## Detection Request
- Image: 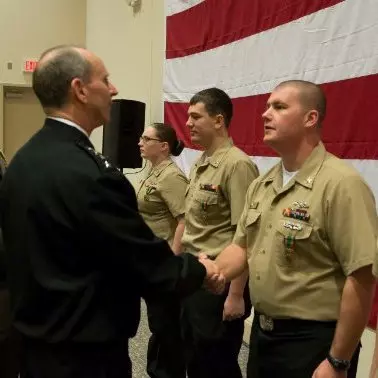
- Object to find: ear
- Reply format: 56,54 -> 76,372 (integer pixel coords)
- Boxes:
71,78 -> 88,104
304,110 -> 319,129
160,141 -> 169,153
214,114 -> 225,130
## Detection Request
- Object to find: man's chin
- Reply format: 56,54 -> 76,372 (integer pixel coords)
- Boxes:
190,135 -> 200,144
191,136 -> 208,148
263,134 -> 275,146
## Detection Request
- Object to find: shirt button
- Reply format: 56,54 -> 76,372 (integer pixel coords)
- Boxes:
268,224 -> 272,229
260,249 -> 265,255
256,275 -> 261,280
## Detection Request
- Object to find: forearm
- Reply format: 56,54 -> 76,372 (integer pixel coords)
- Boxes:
330,265 -> 375,360
228,269 -> 249,297
171,218 -> 185,255
215,243 -> 248,282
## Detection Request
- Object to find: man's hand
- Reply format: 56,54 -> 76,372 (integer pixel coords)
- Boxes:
223,293 -> 245,321
312,359 -> 347,378
198,254 -> 225,295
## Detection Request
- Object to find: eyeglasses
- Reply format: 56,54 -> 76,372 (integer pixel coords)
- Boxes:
139,136 -> 162,143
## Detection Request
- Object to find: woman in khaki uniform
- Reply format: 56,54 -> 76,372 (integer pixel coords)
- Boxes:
137,123 -> 187,254
137,123 -> 188,378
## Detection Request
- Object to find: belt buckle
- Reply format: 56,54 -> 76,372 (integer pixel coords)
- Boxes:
259,314 -> 274,331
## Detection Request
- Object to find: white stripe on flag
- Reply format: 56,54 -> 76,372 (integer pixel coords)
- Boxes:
165,0 -> 205,17
164,0 -> 378,102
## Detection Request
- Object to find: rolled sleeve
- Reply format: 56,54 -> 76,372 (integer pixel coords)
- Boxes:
327,174 -> 377,276
232,183 -> 257,248
160,173 -> 188,219
226,159 -> 259,226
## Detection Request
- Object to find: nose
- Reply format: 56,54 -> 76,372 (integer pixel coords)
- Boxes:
186,117 -> 193,128
109,82 -> 118,97
138,139 -> 143,147
262,107 -> 271,121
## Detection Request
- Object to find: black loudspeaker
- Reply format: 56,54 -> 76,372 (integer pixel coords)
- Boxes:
102,99 -> 145,169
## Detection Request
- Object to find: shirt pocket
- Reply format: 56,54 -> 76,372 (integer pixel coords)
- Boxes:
193,190 -> 219,224
246,210 -> 261,227
141,187 -> 167,213
275,220 -> 313,268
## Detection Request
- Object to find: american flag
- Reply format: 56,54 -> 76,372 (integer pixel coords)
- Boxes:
163,0 -> 378,327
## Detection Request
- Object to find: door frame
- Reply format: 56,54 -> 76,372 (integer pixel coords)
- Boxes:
0,83 -> 33,151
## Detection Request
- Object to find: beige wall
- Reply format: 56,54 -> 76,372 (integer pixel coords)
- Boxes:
86,0 -> 164,186
0,0 -> 87,149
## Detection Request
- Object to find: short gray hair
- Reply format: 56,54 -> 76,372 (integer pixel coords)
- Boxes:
32,45 -> 92,109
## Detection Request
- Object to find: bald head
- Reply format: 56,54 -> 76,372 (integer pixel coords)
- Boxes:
32,45 -> 93,110
275,80 -> 327,127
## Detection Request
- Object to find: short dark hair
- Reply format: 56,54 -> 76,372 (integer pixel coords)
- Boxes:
32,45 -> 92,109
189,88 -> 233,128
276,80 -> 327,127
151,123 -> 184,156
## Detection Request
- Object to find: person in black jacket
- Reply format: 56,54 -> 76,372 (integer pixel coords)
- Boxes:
0,151 -> 22,378
0,45 -> 224,378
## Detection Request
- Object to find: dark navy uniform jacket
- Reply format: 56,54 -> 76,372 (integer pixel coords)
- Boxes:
0,118 -> 205,343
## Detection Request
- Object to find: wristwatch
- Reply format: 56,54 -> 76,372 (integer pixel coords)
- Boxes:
327,354 -> 350,371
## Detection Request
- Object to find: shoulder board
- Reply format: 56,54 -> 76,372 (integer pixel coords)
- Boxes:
76,141 -> 121,173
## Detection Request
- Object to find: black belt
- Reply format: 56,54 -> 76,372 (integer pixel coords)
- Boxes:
254,311 -> 337,332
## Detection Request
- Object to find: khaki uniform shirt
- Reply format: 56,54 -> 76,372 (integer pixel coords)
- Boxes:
137,159 -> 188,246
182,140 -> 259,257
234,142 -> 377,321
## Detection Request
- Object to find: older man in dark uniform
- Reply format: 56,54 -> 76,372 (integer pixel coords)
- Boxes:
0,45 -> 223,378
0,150 -> 22,378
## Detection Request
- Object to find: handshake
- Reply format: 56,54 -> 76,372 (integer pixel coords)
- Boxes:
198,253 -> 226,295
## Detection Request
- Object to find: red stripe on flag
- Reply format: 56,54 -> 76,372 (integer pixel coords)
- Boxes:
164,74 -> 378,159
166,0 -> 344,59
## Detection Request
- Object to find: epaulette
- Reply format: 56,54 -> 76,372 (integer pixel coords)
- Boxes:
76,141 -> 121,173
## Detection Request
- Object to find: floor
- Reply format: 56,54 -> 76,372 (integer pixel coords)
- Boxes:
129,301 -> 250,377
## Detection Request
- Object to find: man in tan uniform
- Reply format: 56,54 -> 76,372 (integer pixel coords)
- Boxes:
213,80 -> 377,378
181,88 -> 259,378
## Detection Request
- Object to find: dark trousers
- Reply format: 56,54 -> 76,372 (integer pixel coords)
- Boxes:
0,289 -> 22,378
146,298 -> 186,378
181,285 -> 251,378
0,327 -> 22,378
20,338 -> 131,378
247,314 -> 360,378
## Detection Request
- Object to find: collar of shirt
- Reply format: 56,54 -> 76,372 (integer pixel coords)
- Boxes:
282,164 -> 298,187
47,117 -> 89,137
150,158 -> 173,177
263,142 -> 326,190
197,138 -> 233,168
